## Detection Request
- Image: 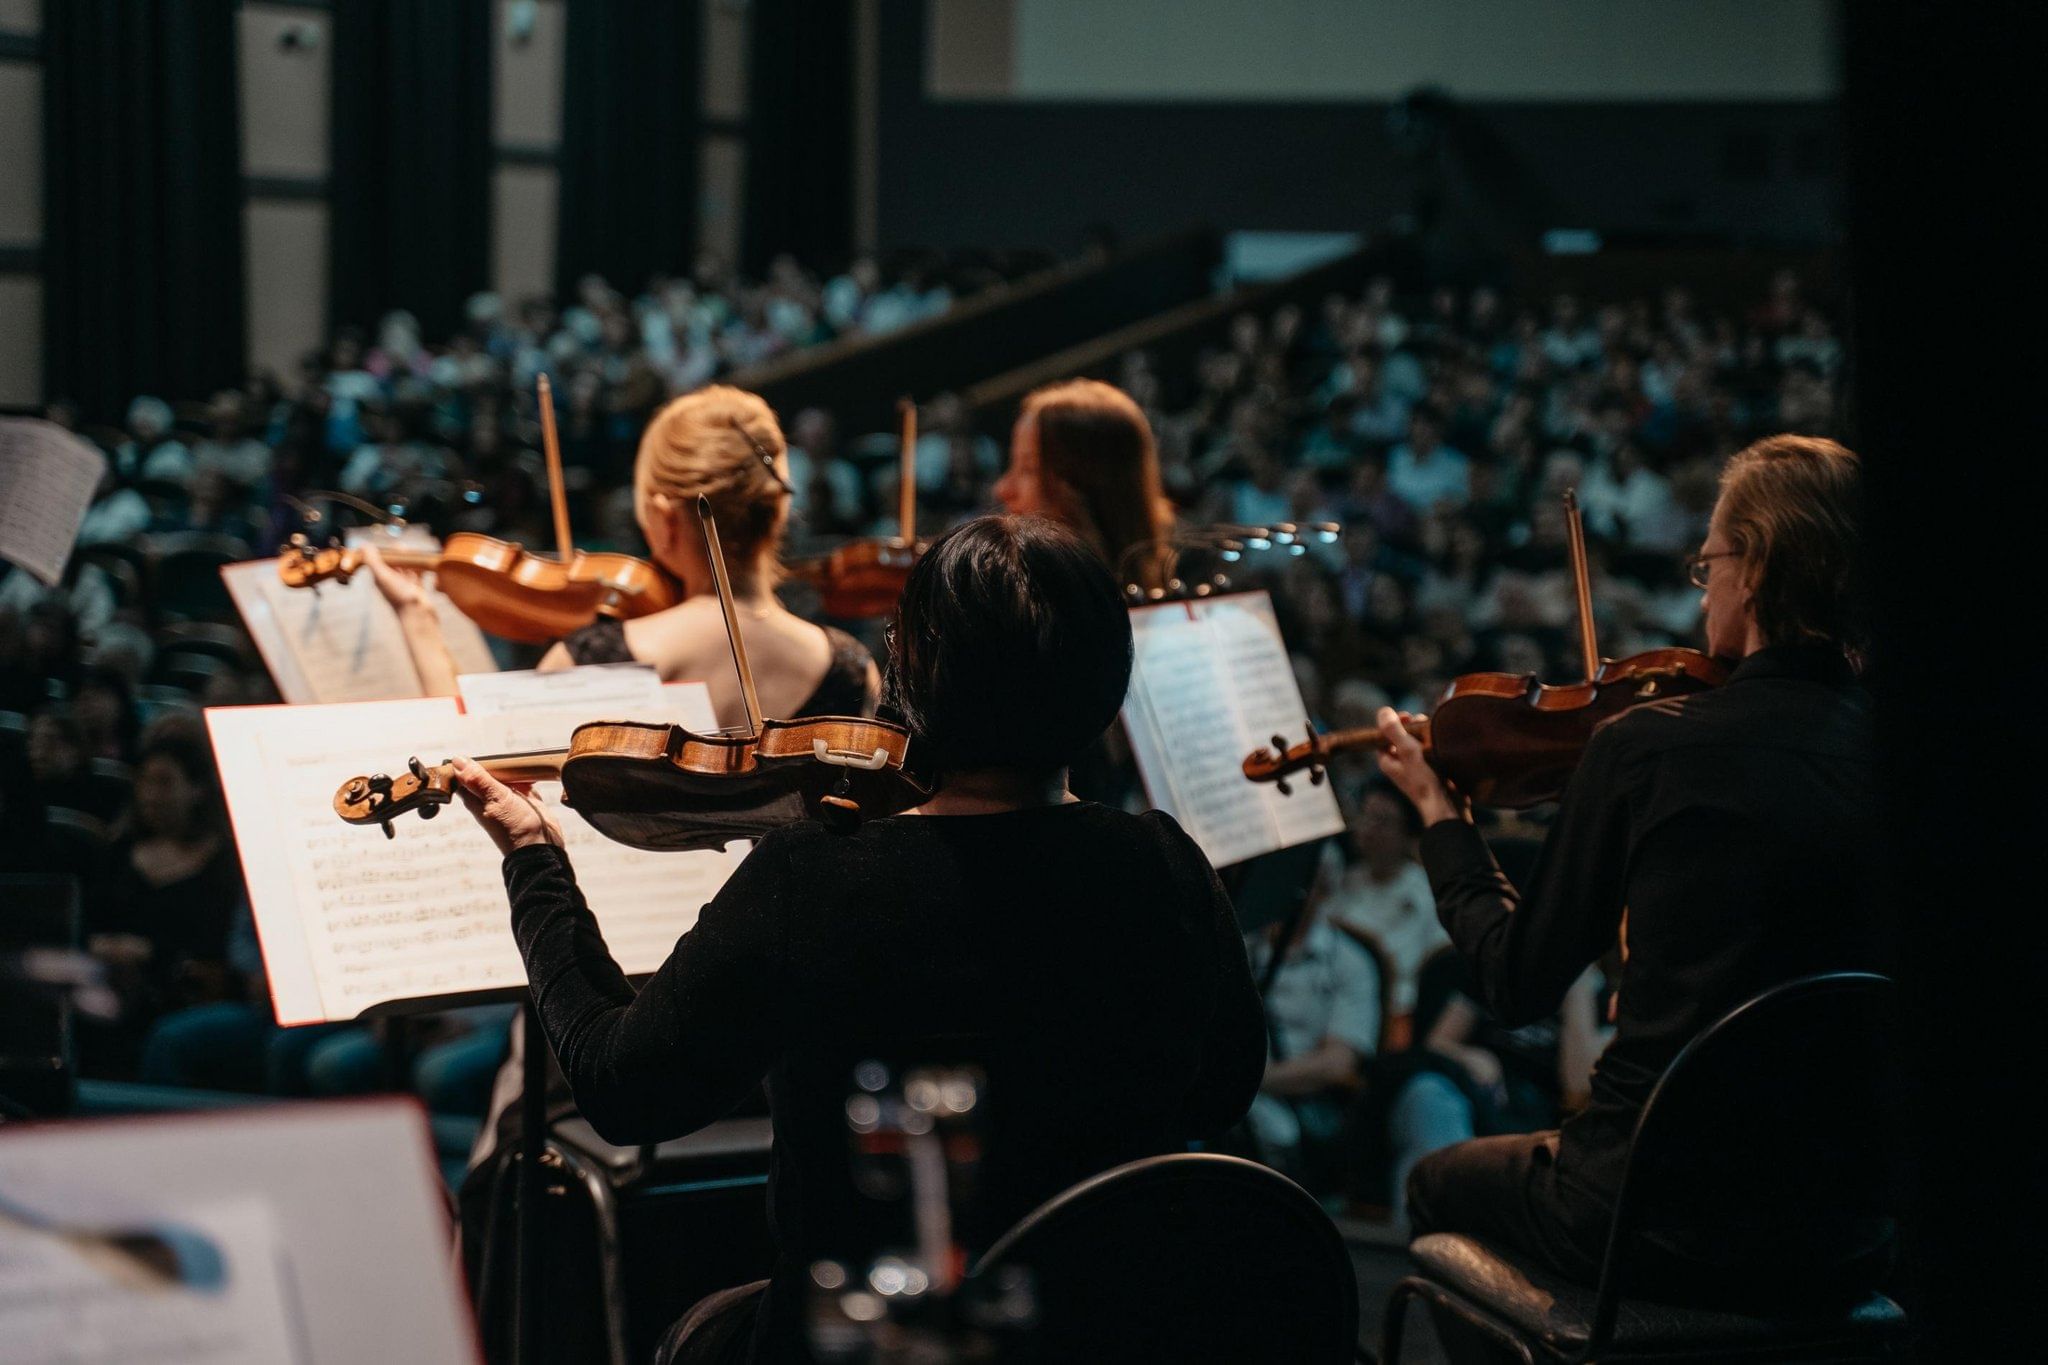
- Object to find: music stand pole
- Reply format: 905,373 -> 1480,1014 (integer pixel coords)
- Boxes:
515,998 -> 547,1363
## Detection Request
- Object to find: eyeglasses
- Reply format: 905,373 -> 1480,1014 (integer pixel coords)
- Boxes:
1686,551 -> 1740,589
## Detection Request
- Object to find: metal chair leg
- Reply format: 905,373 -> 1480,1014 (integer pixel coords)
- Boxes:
1379,1277 -> 1416,1363
548,1139 -> 631,1365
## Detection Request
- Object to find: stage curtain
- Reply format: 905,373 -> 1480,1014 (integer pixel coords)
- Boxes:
555,0 -> 702,299
329,0 -> 492,341
742,0 -> 855,275
41,0 -> 246,421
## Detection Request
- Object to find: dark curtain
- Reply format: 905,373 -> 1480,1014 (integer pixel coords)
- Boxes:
329,0 -> 492,341
555,0 -> 702,299
742,0 -> 855,275
42,0 -> 246,421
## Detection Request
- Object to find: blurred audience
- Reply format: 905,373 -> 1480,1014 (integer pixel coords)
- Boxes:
0,264 -> 1840,1205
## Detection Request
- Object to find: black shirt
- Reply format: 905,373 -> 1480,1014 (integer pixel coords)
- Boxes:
502,803 -> 1264,1363
1418,643 -> 1889,1220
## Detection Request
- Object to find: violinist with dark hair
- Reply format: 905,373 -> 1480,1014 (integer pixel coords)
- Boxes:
447,514 -> 1266,1364
1372,435 -> 1893,1328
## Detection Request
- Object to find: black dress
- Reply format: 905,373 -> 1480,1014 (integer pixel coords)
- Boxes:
559,618 -> 877,718
504,804 -> 1266,1363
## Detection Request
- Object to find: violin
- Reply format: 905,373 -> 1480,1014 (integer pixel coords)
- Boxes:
332,496 -> 931,849
785,398 -> 924,618
1243,491 -> 1727,808
332,714 -> 928,850
277,532 -> 678,645
277,374 -> 678,644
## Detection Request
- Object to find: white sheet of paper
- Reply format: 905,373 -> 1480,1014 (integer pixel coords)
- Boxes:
206,680 -> 737,1024
0,1099 -> 478,1364
222,555 -> 497,705
457,661 -> 665,718
0,1197 -> 303,1365
1121,592 -> 1344,867
0,419 -> 108,586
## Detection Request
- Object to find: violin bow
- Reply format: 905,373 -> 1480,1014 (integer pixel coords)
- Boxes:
897,396 -> 917,546
1564,487 -> 1632,960
537,373 -> 574,561
1563,488 -> 1600,682
697,496 -> 766,736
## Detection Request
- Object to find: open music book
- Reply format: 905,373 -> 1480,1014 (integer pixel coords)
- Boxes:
1121,590 -> 1345,868
0,1098 -> 479,1364
220,527 -> 498,705
206,669 -> 745,1025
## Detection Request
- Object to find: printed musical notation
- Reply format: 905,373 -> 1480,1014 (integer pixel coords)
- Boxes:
208,680 -> 739,1025
221,551 -> 497,705
0,419 -> 106,587
1121,591 -> 1344,868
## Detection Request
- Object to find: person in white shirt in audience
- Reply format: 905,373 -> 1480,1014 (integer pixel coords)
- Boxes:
1325,785 -> 1446,1019
1386,407 -> 1471,513
1241,887 -> 1383,1189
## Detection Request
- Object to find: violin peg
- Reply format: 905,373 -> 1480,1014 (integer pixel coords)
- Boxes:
1309,766 -> 1325,786
418,803 -> 439,820
381,821 -> 396,841
1275,777 -> 1292,797
1270,734 -> 1289,754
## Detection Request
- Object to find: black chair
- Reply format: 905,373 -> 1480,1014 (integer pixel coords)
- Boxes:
970,1152 -> 1361,1363
42,807 -> 112,875
465,1115 -> 776,1365
150,651 -> 234,696
142,531 -> 251,624
1329,918 -> 1398,1054
1381,972 -> 1908,1363
154,621 -> 250,665
83,758 -> 133,821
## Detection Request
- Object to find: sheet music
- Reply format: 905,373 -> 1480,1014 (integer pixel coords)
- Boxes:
0,419 -> 108,586
457,661 -> 665,717
1122,592 -> 1344,867
0,1100 -> 480,1364
0,1197 -> 304,1365
222,553 -> 496,705
206,681 -> 739,1025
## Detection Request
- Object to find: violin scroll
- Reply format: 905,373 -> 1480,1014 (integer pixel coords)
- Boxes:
1242,725 -> 1333,797
334,757 -> 458,837
278,534 -> 361,590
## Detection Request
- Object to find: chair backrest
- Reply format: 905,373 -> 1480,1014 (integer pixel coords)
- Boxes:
1604,972 -> 1899,1295
1329,918 -> 1397,1053
970,1152 -> 1358,1364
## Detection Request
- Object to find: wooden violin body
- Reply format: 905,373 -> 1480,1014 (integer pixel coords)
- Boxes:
786,539 -> 922,618
334,714 -> 932,851
1244,648 -> 1729,809
278,533 -> 679,644
781,396 -> 924,619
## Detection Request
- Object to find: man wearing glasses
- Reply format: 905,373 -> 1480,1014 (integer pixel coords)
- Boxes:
1373,434 -> 1891,1323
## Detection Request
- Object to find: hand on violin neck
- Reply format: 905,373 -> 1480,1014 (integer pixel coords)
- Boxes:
450,756 -> 563,857
361,543 -> 430,611
1373,706 -> 1466,828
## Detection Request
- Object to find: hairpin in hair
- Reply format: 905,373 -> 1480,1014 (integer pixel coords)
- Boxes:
730,417 -> 794,494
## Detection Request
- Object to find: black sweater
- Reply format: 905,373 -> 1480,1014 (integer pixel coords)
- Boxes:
1419,643 -> 1890,1228
502,802 -> 1265,1363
